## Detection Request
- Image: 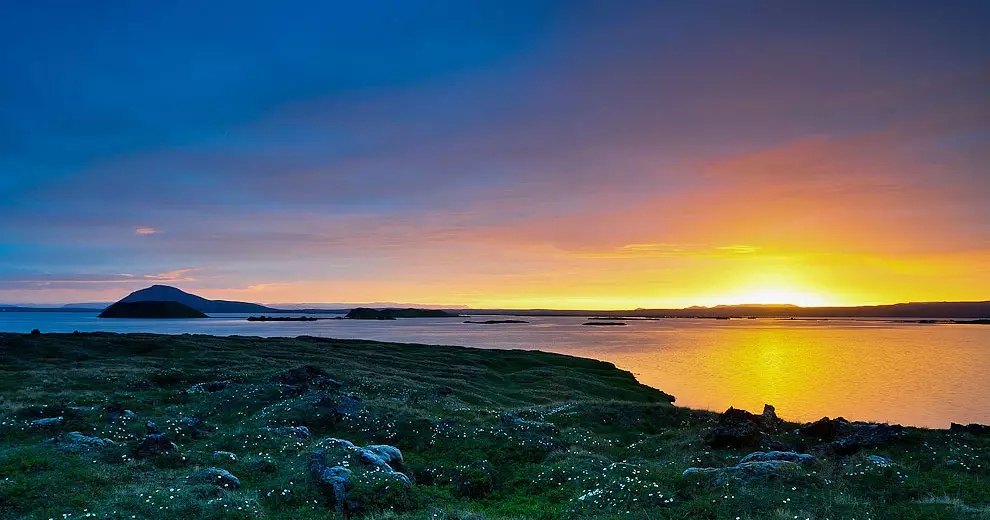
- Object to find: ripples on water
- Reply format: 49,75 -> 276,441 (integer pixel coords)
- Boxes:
1,312 -> 988,428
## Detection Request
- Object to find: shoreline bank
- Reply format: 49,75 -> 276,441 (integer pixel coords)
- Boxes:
0,332 -> 987,519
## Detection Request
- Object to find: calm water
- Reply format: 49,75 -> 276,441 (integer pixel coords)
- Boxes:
1,312 -> 988,428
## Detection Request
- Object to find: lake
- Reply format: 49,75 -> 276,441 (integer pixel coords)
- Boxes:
1,311 -> 988,428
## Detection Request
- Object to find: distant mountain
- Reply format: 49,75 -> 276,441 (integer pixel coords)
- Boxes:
0,305 -> 100,313
462,301 -> 990,319
62,302 -> 113,310
633,301 -> 990,318
273,302 -> 469,310
99,301 -> 208,319
117,285 -> 275,314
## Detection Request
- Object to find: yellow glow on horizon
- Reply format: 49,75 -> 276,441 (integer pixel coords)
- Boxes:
126,246 -> 990,312
708,289 -> 831,307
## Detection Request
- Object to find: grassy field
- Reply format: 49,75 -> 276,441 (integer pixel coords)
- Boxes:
0,332 -> 987,519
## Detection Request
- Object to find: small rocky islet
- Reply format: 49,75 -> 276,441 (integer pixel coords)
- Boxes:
0,332 -> 988,519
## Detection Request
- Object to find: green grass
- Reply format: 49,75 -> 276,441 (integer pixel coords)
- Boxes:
0,332 -> 987,519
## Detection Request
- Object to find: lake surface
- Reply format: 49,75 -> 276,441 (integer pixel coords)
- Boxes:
1,312 -> 988,428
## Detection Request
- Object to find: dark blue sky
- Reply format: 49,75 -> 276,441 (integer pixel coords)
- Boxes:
1,1 -> 988,307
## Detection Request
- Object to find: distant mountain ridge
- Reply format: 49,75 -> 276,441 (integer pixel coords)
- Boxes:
63,302 -> 114,309
344,307 -> 459,319
463,301 -> 990,319
273,302 -> 468,310
118,285 -> 275,314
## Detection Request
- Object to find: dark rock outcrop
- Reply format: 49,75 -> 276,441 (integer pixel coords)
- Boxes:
703,407 -> 761,448
702,405 -> 784,449
278,365 -> 330,386
179,416 -> 210,439
799,417 -> 903,455
799,416 -> 843,440
950,422 -> 990,435
274,366 -> 342,395
105,402 -> 137,422
134,433 -> 178,457
760,404 -> 782,433
312,394 -> 363,425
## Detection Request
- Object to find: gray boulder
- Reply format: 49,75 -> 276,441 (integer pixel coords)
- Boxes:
325,437 -> 357,450
308,440 -> 412,512
739,451 -> 815,464
191,467 -> 241,489
867,455 -> 893,466
47,431 -> 114,451
30,416 -> 64,427
364,445 -> 403,467
322,438 -> 407,478
212,450 -> 238,462
684,450 -> 815,483
309,450 -> 354,512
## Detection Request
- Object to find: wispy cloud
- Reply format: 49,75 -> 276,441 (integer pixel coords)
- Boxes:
0,268 -> 202,290
572,244 -> 762,259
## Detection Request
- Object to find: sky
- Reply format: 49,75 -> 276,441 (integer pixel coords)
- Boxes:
1,1 -> 989,309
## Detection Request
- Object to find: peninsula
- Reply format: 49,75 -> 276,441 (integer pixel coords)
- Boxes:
0,332 -> 986,519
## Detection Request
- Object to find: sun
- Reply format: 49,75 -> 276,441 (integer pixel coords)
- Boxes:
711,271 -> 836,307
721,288 -> 830,307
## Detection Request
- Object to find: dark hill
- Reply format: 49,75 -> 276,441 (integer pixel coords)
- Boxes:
118,285 -> 274,313
345,307 -> 458,319
98,301 -> 208,319
463,301 -> 990,319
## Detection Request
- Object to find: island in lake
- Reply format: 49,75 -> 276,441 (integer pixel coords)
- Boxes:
117,284 -> 275,313
97,301 -> 208,319
463,319 -> 530,324
345,307 -> 459,319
